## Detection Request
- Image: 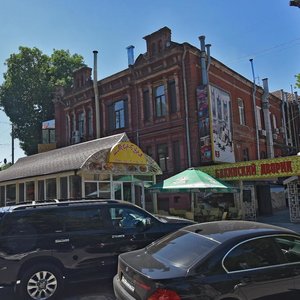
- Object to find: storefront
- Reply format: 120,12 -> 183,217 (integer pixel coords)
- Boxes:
0,133 -> 162,210
199,155 -> 300,223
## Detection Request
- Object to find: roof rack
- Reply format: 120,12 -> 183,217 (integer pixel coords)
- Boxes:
12,199 -> 120,211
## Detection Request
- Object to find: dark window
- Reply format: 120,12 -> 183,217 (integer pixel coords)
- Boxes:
242,148 -> 249,161
260,151 -> 266,159
143,90 -> 150,121
146,146 -> 153,158
1,209 -> 64,236
38,180 -> 45,200
60,177 -> 68,199
274,235 -> 300,263
64,207 -> 106,232
108,100 -> 127,130
78,112 -> 84,138
19,183 -> 25,203
157,144 -> 169,172
172,141 -> 181,172
87,109 -> 93,137
0,186 -> 5,207
169,80 -> 177,113
238,98 -> 246,125
224,237 -> 285,272
154,85 -> 166,117
109,206 -> 150,229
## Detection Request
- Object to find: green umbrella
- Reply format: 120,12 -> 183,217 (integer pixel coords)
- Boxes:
148,168 -> 238,193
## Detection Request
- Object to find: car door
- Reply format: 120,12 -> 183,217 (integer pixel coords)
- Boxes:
107,204 -> 162,256
223,236 -> 298,300
52,205 -> 116,281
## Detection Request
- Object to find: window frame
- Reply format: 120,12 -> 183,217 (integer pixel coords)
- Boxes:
238,98 -> 246,125
154,85 -> 166,117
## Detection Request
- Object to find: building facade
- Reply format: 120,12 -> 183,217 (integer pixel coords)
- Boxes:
54,27 -> 300,216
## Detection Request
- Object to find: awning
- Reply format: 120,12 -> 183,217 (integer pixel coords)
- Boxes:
148,168 -> 238,193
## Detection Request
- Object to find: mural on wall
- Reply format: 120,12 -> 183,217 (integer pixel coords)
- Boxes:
210,86 -> 235,163
197,86 -> 212,163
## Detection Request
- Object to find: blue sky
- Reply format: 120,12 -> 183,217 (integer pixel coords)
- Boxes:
0,0 -> 299,162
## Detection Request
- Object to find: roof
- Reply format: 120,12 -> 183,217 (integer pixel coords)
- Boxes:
184,220 -> 296,243
0,133 -> 127,183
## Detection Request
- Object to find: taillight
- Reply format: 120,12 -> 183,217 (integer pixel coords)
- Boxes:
148,288 -> 181,300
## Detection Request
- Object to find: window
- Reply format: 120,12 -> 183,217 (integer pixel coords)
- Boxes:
6,184 -> 16,205
146,146 -> 153,158
87,109 -> 93,137
46,178 -> 57,200
19,183 -> 25,203
38,180 -> 45,200
172,140 -> 181,172
0,186 -> 5,207
157,144 -> 169,172
274,235 -> 300,263
242,148 -> 249,161
60,177 -> 68,199
169,80 -> 177,113
109,206 -> 149,229
108,100 -> 127,130
78,111 -> 84,138
224,237 -> 285,272
154,85 -> 166,117
64,207 -> 106,232
238,98 -> 245,125
26,182 -> 34,202
143,90 -> 150,121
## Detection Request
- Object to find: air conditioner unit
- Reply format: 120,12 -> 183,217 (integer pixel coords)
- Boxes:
279,127 -> 285,133
272,134 -> 278,140
274,128 -> 279,134
72,130 -> 80,144
259,129 -> 266,136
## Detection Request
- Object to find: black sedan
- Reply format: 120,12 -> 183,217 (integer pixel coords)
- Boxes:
114,220 -> 300,300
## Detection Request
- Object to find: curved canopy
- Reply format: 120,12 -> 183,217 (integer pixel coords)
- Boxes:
0,133 -> 161,183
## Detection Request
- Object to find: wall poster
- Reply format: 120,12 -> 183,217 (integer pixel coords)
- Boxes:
210,86 -> 235,163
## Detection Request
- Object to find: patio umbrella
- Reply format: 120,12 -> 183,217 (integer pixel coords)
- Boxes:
148,168 -> 238,193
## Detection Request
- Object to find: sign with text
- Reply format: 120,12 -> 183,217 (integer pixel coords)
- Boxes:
199,156 -> 300,180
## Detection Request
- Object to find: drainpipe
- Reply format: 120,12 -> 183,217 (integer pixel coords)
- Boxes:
182,45 -> 192,167
262,78 -> 274,158
93,50 -> 101,138
281,89 -> 288,146
205,44 -> 211,72
286,92 -> 293,148
249,59 -> 260,160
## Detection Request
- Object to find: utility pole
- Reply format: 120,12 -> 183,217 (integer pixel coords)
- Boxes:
11,123 -> 15,164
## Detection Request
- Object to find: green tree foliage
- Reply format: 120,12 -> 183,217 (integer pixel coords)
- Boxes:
296,73 -> 300,89
0,47 -> 84,155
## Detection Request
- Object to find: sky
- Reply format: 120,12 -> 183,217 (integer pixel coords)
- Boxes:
0,0 -> 299,163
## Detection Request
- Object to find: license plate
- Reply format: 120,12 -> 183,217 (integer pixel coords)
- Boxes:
121,275 -> 135,292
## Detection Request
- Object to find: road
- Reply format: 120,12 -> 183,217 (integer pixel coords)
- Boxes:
0,278 -> 116,300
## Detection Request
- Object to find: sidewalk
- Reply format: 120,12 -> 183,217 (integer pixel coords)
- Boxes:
257,208 -> 300,233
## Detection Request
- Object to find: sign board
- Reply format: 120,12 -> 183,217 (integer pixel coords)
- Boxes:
199,156 -> 300,180
107,142 -> 147,165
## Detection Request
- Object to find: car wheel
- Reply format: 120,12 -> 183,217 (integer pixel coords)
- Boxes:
18,263 -> 63,300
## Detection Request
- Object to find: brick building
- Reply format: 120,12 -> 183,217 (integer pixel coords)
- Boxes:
53,27 -> 300,215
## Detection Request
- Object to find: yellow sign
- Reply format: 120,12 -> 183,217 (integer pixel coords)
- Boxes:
107,142 -> 147,165
199,155 -> 300,180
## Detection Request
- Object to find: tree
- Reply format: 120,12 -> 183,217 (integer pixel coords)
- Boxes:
296,73 -> 300,89
0,47 -> 85,155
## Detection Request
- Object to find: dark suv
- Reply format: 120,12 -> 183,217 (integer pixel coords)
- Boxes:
0,199 -> 194,300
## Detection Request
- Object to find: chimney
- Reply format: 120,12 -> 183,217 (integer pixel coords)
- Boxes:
126,45 -> 135,66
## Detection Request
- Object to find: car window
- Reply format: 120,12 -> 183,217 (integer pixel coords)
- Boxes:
1,209 -> 64,235
274,235 -> 300,263
109,206 -> 149,229
224,237 -> 285,272
64,206 -> 109,232
147,230 -> 219,269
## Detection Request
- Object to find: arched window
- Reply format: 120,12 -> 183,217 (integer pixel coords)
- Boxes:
238,98 -> 245,125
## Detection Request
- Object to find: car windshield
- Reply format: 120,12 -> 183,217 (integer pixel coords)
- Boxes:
146,230 -> 219,269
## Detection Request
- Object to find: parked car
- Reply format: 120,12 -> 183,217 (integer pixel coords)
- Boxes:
0,199 -> 194,300
114,220 -> 300,300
